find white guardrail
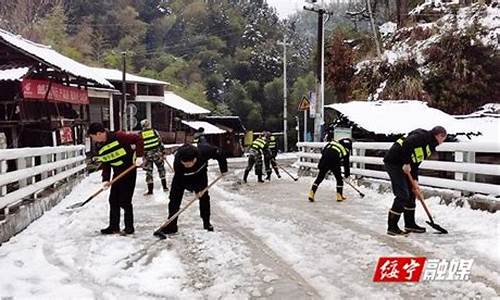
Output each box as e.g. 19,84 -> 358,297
0,145 -> 86,213
296,142 -> 500,197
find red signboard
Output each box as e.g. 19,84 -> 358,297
59,127 -> 73,144
22,79 -> 89,105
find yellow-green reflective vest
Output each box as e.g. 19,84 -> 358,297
325,141 -> 348,158
396,136 -> 432,164
251,138 -> 267,150
268,136 -> 277,150
142,129 -> 160,150
96,140 -> 127,167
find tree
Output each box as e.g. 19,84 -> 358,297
325,30 -> 355,102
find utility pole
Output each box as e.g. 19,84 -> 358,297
277,37 -> 291,152
121,51 -> 127,131
304,1 -> 332,142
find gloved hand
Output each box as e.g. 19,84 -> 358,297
103,181 -> 111,190
136,157 -> 144,167
402,164 -> 411,174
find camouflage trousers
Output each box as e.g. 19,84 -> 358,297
245,149 -> 263,176
144,149 -> 166,184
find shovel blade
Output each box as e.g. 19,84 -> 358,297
426,220 -> 448,234
66,202 -> 84,210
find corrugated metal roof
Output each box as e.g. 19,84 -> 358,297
181,120 -> 226,135
0,67 -> 29,81
90,67 -> 169,85
0,28 -> 112,87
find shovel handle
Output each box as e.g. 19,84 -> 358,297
405,172 -> 435,224
75,164 -> 137,208
155,174 -> 224,232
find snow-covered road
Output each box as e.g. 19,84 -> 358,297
0,159 -> 499,299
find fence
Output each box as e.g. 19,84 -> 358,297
0,145 -> 86,215
296,142 -> 500,197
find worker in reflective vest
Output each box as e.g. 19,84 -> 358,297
88,122 -> 144,235
263,133 -> 281,180
243,134 -> 269,183
307,138 -> 352,202
140,119 -> 168,195
383,126 -> 447,236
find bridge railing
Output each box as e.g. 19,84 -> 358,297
296,142 -> 500,197
0,145 -> 86,214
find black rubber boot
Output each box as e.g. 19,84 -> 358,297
404,209 -> 426,233
387,211 -> 408,236
161,224 -> 178,235
144,183 -> 154,195
243,170 -> 249,183
161,179 -> 169,191
257,175 -> 265,183
122,227 -> 135,235
100,227 -> 120,235
203,219 -> 214,232
265,173 -> 271,181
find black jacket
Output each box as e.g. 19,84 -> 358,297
173,143 -> 227,185
384,129 -> 439,168
318,143 -> 351,177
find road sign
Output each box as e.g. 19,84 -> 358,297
298,96 -> 310,111
127,103 -> 137,115
129,116 -> 138,129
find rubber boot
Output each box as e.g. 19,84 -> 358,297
203,219 -> 214,232
144,183 -> 153,196
387,211 -> 408,236
243,170 -> 249,183
161,178 -> 169,192
100,227 -> 120,235
404,209 -> 426,233
308,190 -> 315,202
265,172 -> 271,181
257,174 -> 265,183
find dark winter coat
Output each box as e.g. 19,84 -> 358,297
383,128 -> 439,172
173,143 -> 227,187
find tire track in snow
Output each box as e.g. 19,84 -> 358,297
214,171 -> 499,298
212,206 -> 322,299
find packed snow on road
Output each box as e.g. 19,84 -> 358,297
0,159 -> 498,299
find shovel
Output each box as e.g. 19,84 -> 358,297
405,172 -> 448,234
276,164 -> 299,181
153,174 -> 224,239
66,164 -> 137,209
343,178 -> 365,198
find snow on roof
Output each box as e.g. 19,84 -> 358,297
181,121 -> 226,135
90,67 -> 168,85
0,67 -> 29,81
163,91 -> 210,115
454,116 -> 499,143
0,29 -> 112,87
325,100 -> 469,135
